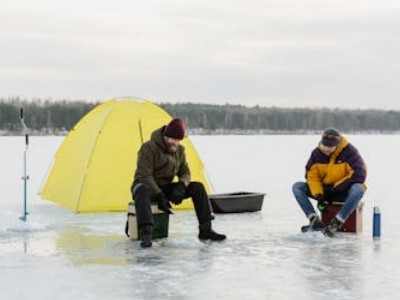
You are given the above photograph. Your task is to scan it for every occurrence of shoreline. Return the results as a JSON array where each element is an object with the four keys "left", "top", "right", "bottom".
[{"left": 2, "top": 128, "right": 400, "bottom": 136}]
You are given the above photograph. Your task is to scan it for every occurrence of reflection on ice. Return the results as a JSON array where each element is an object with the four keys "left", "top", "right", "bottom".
[
  {"left": 0, "top": 207, "right": 397, "bottom": 300},
  {"left": 289, "top": 233, "right": 364, "bottom": 297}
]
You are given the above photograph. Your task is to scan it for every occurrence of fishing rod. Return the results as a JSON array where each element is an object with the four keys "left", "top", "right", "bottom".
[{"left": 20, "top": 108, "right": 29, "bottom": 221}]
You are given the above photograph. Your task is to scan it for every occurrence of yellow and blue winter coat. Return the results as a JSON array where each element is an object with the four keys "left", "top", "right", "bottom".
[{"left": 306, "top": 136, "right": 367, "bottom": 198}]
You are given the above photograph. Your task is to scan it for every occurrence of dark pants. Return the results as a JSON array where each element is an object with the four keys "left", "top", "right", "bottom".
[{"left": 132, "top": 182, "right": 213, "bottom": 228}]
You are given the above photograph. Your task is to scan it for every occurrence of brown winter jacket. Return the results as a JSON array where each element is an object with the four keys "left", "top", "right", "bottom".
[{"left": 132, "top": 126, "right": 191, "bottom": 195}]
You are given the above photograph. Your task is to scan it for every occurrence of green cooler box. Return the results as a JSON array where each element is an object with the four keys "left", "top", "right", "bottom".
[{"left": 127, "top": 202, "right": 169, "bottom": 240}]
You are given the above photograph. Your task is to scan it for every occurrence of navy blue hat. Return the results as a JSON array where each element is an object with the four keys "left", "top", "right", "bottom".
[{"left": 321, "top": 128, "right": 340, "bottom": 147}]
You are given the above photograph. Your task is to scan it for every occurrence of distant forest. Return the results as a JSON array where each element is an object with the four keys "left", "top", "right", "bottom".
[{"left": 1, "top": 97, "right": 400, "bottom": 134}]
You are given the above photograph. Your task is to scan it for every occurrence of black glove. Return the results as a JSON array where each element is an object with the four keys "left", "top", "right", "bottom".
[
  {"left": 171, "top": 182, "right": 188, "bottom": 205},
  {"left": 324, "top": 185, "right": 347, "bottom": 202},
  {"left": 315, "top": 194, "right": 328, "bottom": 212},
  {"left": 323, "top": 185, "right": 335, "bottom": 197},
  {"left": 155, "top": 193, "right": 173, "bottom": 214}
]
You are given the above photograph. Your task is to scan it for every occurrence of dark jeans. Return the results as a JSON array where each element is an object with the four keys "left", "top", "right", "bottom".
[{"left": 132, "top": 182, "right": 213, "bottom": 228}]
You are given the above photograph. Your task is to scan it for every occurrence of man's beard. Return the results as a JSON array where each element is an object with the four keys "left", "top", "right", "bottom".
[{"left": 166, "top": 143, "right": 178, "bottom": 153}]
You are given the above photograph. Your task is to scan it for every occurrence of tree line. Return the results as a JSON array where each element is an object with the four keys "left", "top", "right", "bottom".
[
  {"left": 0, "top": 98, "right": 96, "bottom": 133},
  {"left": 161, "top": 103, "right": 400, "bottom": 133},
  {"left": 1, "top": 97, "right": 400, "bottom": 134}
]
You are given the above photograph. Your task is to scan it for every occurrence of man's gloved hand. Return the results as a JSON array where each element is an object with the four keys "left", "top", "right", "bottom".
[
  {"left": 171, "top": 182, "right": 188, "bottom": 205},
  {"left": 155, "top": 193, "right": 173, "bottom": 214},
  {"left": 324, "top": 185, "right": 348, "bottom": 202},
  {"left": 323, "top": 185, "right": 335, "bottom": 196},
  {"left": 315, "top": 194, "right": 328, "bottom": 212}
]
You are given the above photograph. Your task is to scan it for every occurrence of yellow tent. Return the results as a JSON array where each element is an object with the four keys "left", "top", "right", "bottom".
[{"left": 40, "top": 98, "right": 212, "bottom": 212}]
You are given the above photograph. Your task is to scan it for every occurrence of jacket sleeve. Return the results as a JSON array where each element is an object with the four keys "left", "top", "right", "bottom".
[
  {"left": 334, "top": 144, "right": 367, "bottom": 192},
  {"left": 177, "top": 147, "right": 191, "bottom": 185},
  {"left": 306, "top": 150, "right": 324, "bottom": 197},
  {"left": 135, "top": 143, "right": 162, "bottom": 194}
]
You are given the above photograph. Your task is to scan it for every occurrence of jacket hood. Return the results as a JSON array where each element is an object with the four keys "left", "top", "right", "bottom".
[
  {"left": 335, "top": 135, "right": 349, "bottom": 153},
  {"left": 151, "top": 126, "right": 168, "bottom": 152}
]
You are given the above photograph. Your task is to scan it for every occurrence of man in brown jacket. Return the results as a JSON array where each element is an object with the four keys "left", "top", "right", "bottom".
[{"left": 131, "top": 118, "right": 226, "bottom": 248}]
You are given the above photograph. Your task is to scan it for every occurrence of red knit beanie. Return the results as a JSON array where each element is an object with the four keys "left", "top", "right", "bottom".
[{"left": 164, "top": 118, "right": 186, "bottom": 140}]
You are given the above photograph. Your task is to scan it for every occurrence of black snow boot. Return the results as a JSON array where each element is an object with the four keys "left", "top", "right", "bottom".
[
  {"left": 139, "top": 225, "right": 153, "bottom": 248},
  {"left": 322, "top": 217, "right": 343, "bottom": 238},
  {"left": 301, "top": 215, "right": 325, "bottom": 232},
  {"left": 198, "top": 220, "right": 226, "bottom": 241}
]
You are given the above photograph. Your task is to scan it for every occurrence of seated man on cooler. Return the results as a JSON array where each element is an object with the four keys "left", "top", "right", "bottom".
[
  {"left": 292, "top": 128, "right": 367, "bottom": 237},
  {"left": 131, "top": 118, "right": 226, "bottom": 248}
]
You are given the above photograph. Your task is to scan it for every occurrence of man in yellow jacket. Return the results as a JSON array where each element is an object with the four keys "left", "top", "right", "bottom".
[{"left": 292, "top": 128, "right": 367, "bottom": 237}]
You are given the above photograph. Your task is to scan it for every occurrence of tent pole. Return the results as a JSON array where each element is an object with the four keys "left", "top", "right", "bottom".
[{"left": 138, "top": 119, "right": 144, "bottom": 144}]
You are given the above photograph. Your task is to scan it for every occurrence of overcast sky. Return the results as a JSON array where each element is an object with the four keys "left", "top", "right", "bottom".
[{"left": 1, "top": 0, "right": 399, "bottom": 109}]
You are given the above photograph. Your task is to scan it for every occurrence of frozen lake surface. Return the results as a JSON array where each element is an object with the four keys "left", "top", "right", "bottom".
[{"left": 0, "top": 135, "right": 399, "bottom": 299}]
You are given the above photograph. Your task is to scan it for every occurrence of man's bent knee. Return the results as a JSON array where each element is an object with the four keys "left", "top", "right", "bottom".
[
  {"left": 292, "top": 181, "right": 306, "bottom": 193},
  {"left": 188, "top": 182, "right": 205, "bottom": 192},
  {"left": 133, "top": 184, "right": 153, "bottom": 203},
  {"left": 349, "top": 183, "right": 365, "bottom": 196}
]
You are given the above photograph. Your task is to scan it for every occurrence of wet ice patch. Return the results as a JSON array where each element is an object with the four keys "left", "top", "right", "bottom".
[{"left": 5, "top": 220, "right": 49, "bottom": 233}]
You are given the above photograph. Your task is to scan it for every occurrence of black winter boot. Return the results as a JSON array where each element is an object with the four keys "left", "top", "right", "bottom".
[
  {"left": 139, "top": 225, "right": 153, "bottom": 248},
  {"left": 301, "top": 215, "right": 325, "bottom": 232},
  {"left": 198, "top": 221, "right": 226, "bottom": 241},
  {"left": 322, "top": 217, "right": 343, "bottom": 238}
]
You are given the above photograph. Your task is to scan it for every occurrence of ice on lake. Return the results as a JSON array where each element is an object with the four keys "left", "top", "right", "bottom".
[{"left": 0, "top": 135, "right": 399, "bottom": 299}]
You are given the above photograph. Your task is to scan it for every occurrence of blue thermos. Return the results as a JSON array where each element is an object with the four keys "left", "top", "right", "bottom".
[{"left": 373, "top": 206, "right": 381, "bottom": 239}]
